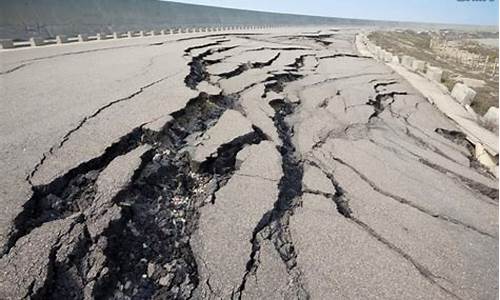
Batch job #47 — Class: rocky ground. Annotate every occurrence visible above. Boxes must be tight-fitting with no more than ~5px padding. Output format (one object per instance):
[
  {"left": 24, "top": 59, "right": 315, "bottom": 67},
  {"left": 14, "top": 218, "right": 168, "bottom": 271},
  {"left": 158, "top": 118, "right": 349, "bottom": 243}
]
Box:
[
  {"left": 0, "top": 28, "right": 498, "bottom": 299},
  {"left": 368, "top": 30, "right": 499, "bottom": 116}
]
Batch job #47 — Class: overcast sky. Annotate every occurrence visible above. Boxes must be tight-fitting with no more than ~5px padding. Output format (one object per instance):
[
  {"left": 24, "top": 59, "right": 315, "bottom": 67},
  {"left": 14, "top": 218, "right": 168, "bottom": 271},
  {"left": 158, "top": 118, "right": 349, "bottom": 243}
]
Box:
[{"left": 168, "top": 0, "right": 499, "bottom": 25}]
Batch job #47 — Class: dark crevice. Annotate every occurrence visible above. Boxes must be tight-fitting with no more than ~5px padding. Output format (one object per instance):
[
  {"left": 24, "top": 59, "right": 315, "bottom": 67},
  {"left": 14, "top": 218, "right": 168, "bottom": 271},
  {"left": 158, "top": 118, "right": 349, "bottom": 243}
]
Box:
[
  {"left": 216, "top": 64, "right": 249, "bottom": 78},
  {"left": 306, "top": 160, "right": 463, "bottom": 300},
  {"left": 282, "top": 34, "right": 335, "bottom": 47},
  {"left": 215, "top": 52, "right": 281, "bottom": 80},
  {"left": 30, "top": 217, "right": 85, "bottom": 300},
  {"left": 314, "top": 39, "right": 332, "bottom": 46},
  {"left": 2, "top": 34, "right": 249, "bottom": 75},
  {"left": 418, "top": 158, "right": 498, "bottom": 202},
  {"left": 348, "top": 218, "right": 463, "bottom": 300},
  {"left": 306, "top": 161, "right": 352, "bottom": 218},
  {"left": 309, "top": 72, "right": 392, "bottom": 88},
  {"left": 199, "top": 125, "right": 268, "bottom": 175},
  {"left": 286, "top": 54, "right": 315, "bottom": 70},
  {"left": 183, "top": 40, "right": 229, "bottom": 54},
  {"left": 6, "top": 90, "right": 258, "bottom": 299},
  {"left": 318, "top": 90, "right": 341, "bottom": 109},
  {"left": 310, "top": 128, "right": 341, "bottom": 152},
  {"left": 5, "top": 127, "right": 145, "bottom": 256},
  {"left": 402, "top": 127, "right": 462, "bottom": 165},
  {"left": 27, "top": 74, "right": 182, "bottom": 185},
  {"left": 378, "top": 129, "right": 496, "bottom": 200},
  {"left": 88, "top": 93, "right": 262, "bottom": 299},
  {"left": 250, "top": 52, "right": 281, "bottom": 68},
  {"left": 434, "top": 128, "right": 496, "bottom": 176},
  {"left": 236, "top": 95, "right": 308, "bottom": 299},
  {"left": 40, "top": 223, "right": 92, "bottom": 300},
  {"left": 434, "top": 128, "right": 469, "bottom": 147},
  {"left": 373, "top": 80, "right": 398, "bottom": 92},
  {"left": 328, "top": 155, "right": 496, "bottom": 239},
  {"left": 377, "top": 106, "right": 473, "bottom": 169},
  {"left": 319, "top": 53, "right": 371, "bottom": 59},
  {"left": 184, "top": 42, "right": 237, "bottom": 89},
  {"left": 367, "top": 91, "right": 408, "bottom": 121},
  {"left": 0, "top": 63, "right": 30, "bottom": 75},
  {"left": 184, "top": 52, "right": 214, "bottom": 89},
  {"left": 263, "top": 72, "right": 303, "bottom": 96},
  {"left": 280, "top": 34, "right": 335, "bottom": 39},
  {"left": 245, "top": 47, "right": 310, "bottom": 52}
]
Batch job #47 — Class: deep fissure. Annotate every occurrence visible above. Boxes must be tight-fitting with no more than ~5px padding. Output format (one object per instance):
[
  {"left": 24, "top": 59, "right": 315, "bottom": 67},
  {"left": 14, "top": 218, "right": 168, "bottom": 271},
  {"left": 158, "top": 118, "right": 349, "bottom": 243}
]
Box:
[
  {"left": 308, "top": 159, "right": 463, "bottom": 300},
  {"left": 7, "top": 90, "right": 263, "bottom": 300},
  {"left": 236, "top": 96, "right": 308, "bottom": 299},
  {"left": 367, "top": 91, "right": 408, "bottom": 121}
]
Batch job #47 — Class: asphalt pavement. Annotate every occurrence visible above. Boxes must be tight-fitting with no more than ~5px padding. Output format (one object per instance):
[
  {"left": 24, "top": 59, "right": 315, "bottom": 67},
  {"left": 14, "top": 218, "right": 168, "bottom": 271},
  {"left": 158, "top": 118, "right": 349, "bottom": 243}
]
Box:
[{"left": 0, "top": 27, "right": 497, "bottom": 299}]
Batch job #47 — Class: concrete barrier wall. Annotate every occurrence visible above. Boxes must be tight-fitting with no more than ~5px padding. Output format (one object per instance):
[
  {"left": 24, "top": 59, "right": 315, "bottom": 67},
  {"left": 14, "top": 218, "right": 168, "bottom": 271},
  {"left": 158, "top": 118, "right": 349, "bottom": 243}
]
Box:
[
  {"left": 0, "top": 0, "right": 387, "bottom": 40},
  {"left": 426, "top": 66, "right": 443, "bottom": 82},
  {"left": 365, "top": 38, "right": 442, "bottom": 84},
  {"left": 401, "top": 56, "right": 415, "bottom": 69},
  {"left": 78, "top": 34, "right": 88, "bottom": 42},
  {"left": 55, "top": 35, "right": 67, "bottom": 44},
  {"left": 363, "top": 34, "right": 496, "bottom": 176},
  {"left": 451, "top": 83, "right": 477, "bottom": 105},
  {"left": 483, "top": 107, "right": 499, "bottom": 127},
  {"left": 0, "top": 39, "right": 14, "bottom": 49},
  {"left": 362, "top": 37, "right": 441, "bottom": 86},
  {"left": 29, "top": 37, "right": 44, "bottom": 47},
  {"left": 411, "top": 60, "right": 425, "bottom": 72}
]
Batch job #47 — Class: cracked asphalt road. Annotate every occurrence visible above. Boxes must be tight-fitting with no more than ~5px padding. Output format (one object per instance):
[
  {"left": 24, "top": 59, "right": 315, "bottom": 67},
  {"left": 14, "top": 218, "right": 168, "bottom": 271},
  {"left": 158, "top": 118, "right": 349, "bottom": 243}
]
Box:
[{"left": 0, "top": 28, "right": 498, "bottom": 299}]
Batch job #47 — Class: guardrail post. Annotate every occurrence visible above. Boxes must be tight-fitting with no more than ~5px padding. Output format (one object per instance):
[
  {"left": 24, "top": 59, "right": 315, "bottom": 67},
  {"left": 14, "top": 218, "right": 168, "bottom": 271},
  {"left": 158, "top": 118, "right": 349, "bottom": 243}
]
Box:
[
  {"left": 56, "top": 35, "right": 67, "bottom": 44},
  {"left": 426, "top": 66, "right": 443, "bottom": 82},
  {"left": 30, "top": 37, "right": 44, "bottom": 47},
  {"left": 97, "top": 33, "right": 109, "bottom": 40},
  {"left": 0, "top": 39, "right": 14, "bottom": 49},
  {"left": 78, "top": 34, "right": 88, "bottom": 42}
]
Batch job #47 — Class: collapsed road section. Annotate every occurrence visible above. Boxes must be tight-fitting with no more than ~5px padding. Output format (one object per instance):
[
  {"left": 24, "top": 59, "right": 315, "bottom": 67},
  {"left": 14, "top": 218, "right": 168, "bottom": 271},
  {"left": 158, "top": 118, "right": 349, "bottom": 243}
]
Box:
[{"left": 0, "top": 28, "right": 498, "bottom": 300}]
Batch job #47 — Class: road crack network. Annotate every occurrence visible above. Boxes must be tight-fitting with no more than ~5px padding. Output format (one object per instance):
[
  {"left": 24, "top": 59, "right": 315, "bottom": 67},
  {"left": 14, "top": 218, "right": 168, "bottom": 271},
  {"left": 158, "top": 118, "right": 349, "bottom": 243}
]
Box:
[{"left": 2, "top": 28, "right": 497, "bottom": 300}]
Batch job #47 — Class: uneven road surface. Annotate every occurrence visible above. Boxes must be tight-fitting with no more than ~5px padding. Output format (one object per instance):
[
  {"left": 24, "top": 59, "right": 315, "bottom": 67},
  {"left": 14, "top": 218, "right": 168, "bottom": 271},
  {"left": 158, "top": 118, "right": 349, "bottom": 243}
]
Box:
[{"left": 0, "top": 28, "right": 498, "bottom": 299}]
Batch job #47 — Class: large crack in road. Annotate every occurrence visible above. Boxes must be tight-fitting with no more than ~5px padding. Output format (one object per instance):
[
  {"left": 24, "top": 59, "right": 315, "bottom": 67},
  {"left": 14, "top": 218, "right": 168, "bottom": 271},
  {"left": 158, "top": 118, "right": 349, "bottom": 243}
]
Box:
[
  {"left": 5, "top": 91, "right": 265, "bottom": 298},
  {"left": 236, "top": 97, "right": 308, "bottom": 299}
]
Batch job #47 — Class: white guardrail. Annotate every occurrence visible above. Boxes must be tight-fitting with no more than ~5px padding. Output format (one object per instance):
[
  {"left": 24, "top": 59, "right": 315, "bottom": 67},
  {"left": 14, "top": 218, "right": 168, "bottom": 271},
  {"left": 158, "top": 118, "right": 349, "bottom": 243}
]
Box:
[{"left": 0, "top": 25, "right": 273, "bottom": 49}]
